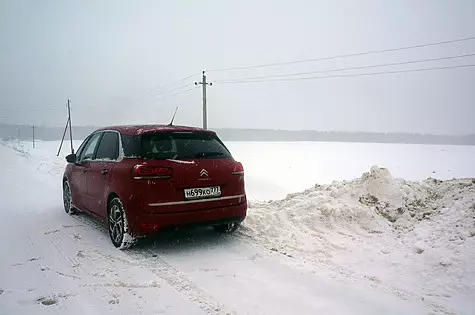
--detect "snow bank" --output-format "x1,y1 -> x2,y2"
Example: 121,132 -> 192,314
242,166 -> 475,312
1,138 -> 30,156
1,140 -> 72,177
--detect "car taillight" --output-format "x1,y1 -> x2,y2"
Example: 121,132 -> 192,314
231,161 -> 244,175
133,165 -> 172,179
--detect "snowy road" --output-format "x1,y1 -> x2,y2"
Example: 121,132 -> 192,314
0,142 -> 467,314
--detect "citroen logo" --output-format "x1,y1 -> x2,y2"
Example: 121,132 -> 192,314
200,169 -> 209,177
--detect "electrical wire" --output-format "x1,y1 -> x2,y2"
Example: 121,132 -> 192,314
216,63 -> 475,84
2,105 -> 62,113
214,52 -> 475,83
208,36 -> 475,72
154,86 -> 198,102
146,72 -> 201,94
150,83 -> 194,98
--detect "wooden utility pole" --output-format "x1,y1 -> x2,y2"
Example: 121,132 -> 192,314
195,71 -> 212,129
57,99 -> 74,156
57,118 -> 69,156
32,125 -> 35,148
67,99 -> 74,154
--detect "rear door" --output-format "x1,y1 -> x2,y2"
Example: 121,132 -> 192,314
86,131 -> 120,218
132,131 -> 246,214
69,133 -> 102,211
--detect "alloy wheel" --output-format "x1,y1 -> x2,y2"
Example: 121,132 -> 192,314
109,204 -> 124,246
63,182 -> 72,214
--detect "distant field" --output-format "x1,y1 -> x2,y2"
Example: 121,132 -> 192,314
23,140 -> 475,201
225,141 -> 475,200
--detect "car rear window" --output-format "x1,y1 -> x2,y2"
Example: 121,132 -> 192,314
139,132 -> 232,160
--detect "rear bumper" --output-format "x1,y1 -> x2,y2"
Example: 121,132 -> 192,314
127,201 -> 247,236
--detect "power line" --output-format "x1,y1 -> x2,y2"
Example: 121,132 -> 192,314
150,83 -> 194,98
76,87 -> 199,110
2,106 -> 62,113
129,73 -> 200,104
216,63 -> 475,84
146,72 -> 201,94
150,87 -> 199,114
208,36 -> 475,73
154,87 -> 198,102
215,52 -> 475,83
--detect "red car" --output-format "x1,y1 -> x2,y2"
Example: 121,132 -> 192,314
62,125 -> 247,249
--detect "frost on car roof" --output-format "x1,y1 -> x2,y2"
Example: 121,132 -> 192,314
94,124 -> 215,136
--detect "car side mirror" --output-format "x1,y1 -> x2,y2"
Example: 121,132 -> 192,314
66,153 -> 77,164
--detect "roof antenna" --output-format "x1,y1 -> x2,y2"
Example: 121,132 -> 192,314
169,106 -> 179,126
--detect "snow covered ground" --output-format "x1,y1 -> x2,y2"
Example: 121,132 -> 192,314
225,141 -> 475,201
1,139 -> 474,314
242,167 -> 475,314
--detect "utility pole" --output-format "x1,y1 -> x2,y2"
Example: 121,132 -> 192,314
32,125 -> 35,148
195,71 -> 212,130
57,99 -> 74,156
57,118 -> 69,156
67,99 -> 74,154
16,128 -> 21,150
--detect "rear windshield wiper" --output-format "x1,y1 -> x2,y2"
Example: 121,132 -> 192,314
194,151 -> 224,158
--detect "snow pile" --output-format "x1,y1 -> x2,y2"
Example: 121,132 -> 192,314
1,138 -> 30,156
242,166 -> 475,312
242,166 -> 436,251
1,140 -> 70,177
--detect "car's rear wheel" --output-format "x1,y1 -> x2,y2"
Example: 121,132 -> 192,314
108,197 -> 137,250
63,181 -> 77,215
213,222 -> 241,234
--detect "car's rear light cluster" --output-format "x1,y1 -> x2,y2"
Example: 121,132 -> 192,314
231,161 -> 244,175
133,165 -> 172,179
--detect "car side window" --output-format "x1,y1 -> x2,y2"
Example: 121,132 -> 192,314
75,136 -> 90,159
79,133 -> 102,161
95,132 -> 119,160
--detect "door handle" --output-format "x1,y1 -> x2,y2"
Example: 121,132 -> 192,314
82,168 -> 88,173
101,169 -> 109,175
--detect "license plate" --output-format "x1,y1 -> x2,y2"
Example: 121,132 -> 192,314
184,186 -> 221,200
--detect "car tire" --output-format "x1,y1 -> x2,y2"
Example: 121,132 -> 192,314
108,197 -> 137,250
213,222 -> 241,234
63,181 -> 77,215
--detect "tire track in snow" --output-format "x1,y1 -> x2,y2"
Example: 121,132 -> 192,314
33,201 -> 449,314
59,196 -> 448,314
233,231 -> 455,315
35,203 -> 130,306
127,248 -> 236,315
37,211 -> 83,278
47,212 -> 136,304
5,205 -> 82,309
72,214 -> 235,315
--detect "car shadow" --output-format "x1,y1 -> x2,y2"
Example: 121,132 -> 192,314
71,211 -> 238,254
132,226 -> 238,254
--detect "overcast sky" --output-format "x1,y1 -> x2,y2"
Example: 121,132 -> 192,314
1,0 -> 475,135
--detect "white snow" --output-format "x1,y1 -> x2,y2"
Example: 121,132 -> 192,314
226,141 -> 475,200
1,139 -> 474,314
240,166 -> 475,314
